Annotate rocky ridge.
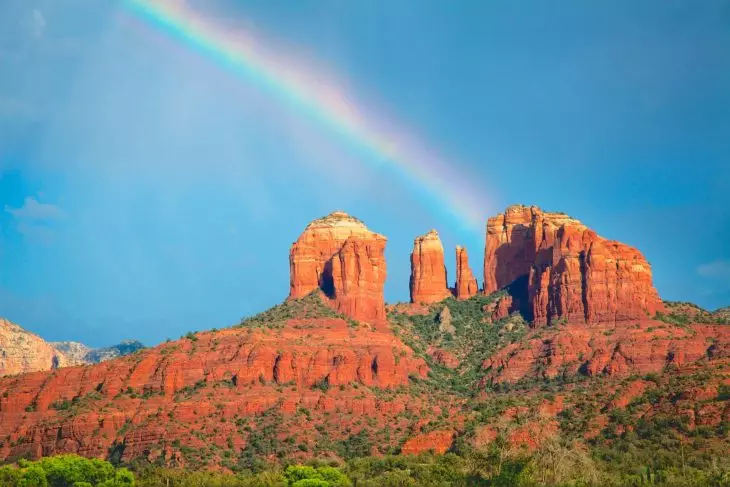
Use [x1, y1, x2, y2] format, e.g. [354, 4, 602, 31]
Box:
[0, 208, 728, 468]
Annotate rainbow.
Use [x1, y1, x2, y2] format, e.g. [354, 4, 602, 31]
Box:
[124, 0, 491, 230]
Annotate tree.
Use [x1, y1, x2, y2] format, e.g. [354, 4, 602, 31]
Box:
[284, 465, 351, 487]
[18, 464, 48, 487]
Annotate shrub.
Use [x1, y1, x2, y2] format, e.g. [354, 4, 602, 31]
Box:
[1, 455, 134, 487]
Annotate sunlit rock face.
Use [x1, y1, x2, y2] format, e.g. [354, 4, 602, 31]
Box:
[409, 230, 451, 304]
[454, 245, 479, 300]
[289, 211, 387, 323]
[484, 205, 664, 326]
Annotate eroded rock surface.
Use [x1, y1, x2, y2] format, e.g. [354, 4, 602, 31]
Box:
[454, 246, 479, 300]
[289, 211, 387, 323]
[410, 230, 451, 304]
[484, 205, 664, 326]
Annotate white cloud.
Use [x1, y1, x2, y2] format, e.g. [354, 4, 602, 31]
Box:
[30, 8, 46, 38]
[16, 222, 55, 244]
[5, 196, 64, 221]
[5, 197, 64, 244]
[697, 260, 730, 279]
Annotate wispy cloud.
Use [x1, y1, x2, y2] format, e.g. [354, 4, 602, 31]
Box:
[5, 196, 64, 244]
[5, 196, 64, 220]
[15, 222, 55, 244]
[697, 260, 730, 279]
[30, 8, 46, 38]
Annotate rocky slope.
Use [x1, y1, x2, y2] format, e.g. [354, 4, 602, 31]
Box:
[0, 293, 447, 465]
[716, 307, 730, 321]
[482, 320, 730, 383]
[0, 208, 728, 469]
[0, 319, 69, 376]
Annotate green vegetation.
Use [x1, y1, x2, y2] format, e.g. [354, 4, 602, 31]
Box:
[238, 292, 355, 329]
[657, 301, 730, 325]
[388, 292, 528, 396]
[0, 454, 134, 486]
[9, 442, 730, 486]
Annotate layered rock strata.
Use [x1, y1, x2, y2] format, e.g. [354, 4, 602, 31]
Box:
[454, 246, 479, 300]
[484, 205, 664, 325]
[289, 211, 387, 322]
[410, 230, 451, 304]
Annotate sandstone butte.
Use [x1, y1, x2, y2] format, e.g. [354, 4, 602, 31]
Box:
[409, 230, 452, 304]
[1, 208, 729, 466]
[484, 204, 665, 326]
[289, 211, 387, 324]
[454, 246, 479, 300]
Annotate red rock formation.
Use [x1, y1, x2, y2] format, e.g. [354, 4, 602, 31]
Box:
[484, 205, 664, 326]
[401, 430, 454, 455]
[482, 321, 730, 383]
[428, 347, 459, 369]
[608, 380, 652, 409]
[289, 211, 387, 323]
[410, 230, 451, 304]
[492, 295, 514, 321]
[454, 246, 478, 300]
[0, 305, 435, 463]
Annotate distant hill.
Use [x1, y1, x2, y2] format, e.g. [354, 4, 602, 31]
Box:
[0, 318, 144, 376]
[52, 340, 146, 365]
[0, 319, 69, 376]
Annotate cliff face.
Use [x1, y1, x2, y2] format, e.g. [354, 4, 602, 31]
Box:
[289, 211, 387, 323]
[0, 320, 68, 376]
[482, 321, 730, 383]
[485, 205, 664, 326]
[454, 246, 479, 300]
[410, 230, 451, 304]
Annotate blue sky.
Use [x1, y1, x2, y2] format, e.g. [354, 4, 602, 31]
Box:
[1, 0, 728, 347]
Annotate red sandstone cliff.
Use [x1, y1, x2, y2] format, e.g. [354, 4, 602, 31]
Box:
[454, 246, 479, 300]
[482, 321, 730, 383]
[484, 205, 664, 326]
[289, 211, 387, 323]
[410, 230, 451, 304]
